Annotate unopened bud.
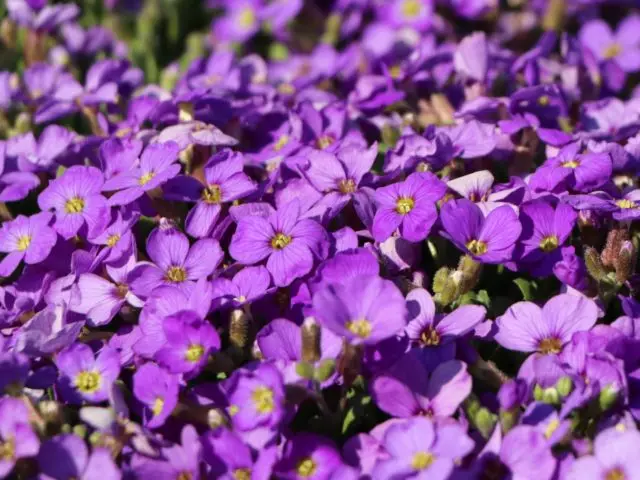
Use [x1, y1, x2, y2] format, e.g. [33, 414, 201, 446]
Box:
[598, 386, 619, 411]
[0, 19, 17, 48]
[614, 241, 635, 284]
[432, 267, 451, 294]
[73, 424, 87, 439]
[301, 317, 321, 363]
[584, 247, 607, 281]
[295, 362, 315, 380]
[533, 384, 559, 404]
[38, 400, 62, 424]
[207, 408, 228, 429]
[556, 376, 573, 398]
[601, 228, 629, 268]
[474, 408, 496, 439]
[381, 125, 401, 148]
[458, 255, 482, 294]
[499, 408, 519, 434]
[229, 308, 252, 350]
[178, 102, 195, 122]
[315, 359, 336, 383]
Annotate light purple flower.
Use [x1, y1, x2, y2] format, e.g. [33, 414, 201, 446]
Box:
[133, 362, 180, 428]
[579, 16, 640, 72]
[211, 265, 272, 311]
[0, 212, 57, 277]
[0, 397, 40, 478]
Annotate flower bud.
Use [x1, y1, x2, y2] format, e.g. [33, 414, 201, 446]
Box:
[314, 359, 336, 383]
[474, 408, 496, 439]
[584, 246, 607, 281]
[301, 317, 321, 364]
[601, 228, 629, 268]
[295, 361, 315, 380]
[229, 308, 252, 350]
[556, 376, 573, 398]
[598, 386, 619, 411]
[614, 241, 636, 284]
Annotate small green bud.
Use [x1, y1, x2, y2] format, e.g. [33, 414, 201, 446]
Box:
[599, 386, 619, 411]
[499, 408, 519, 434]
[73, 424, 87, 439]
[314, 359, 336, 383]
[432, 267, 450, 294]
[542, 387, 560, 405]
[584, 247, 607, 281]
[269, 42, 289, 61]
[295, 361, 315, 380]
[474, 408, 496, 439]
[381, 125, 401, 149]
[556, 376, 573, 398]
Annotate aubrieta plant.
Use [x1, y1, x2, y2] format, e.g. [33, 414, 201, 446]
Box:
[1, 0, 640, 478]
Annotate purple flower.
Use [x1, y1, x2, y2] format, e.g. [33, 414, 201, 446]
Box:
[529, 143, 612, 193]
[214, 0, 262, 43]
[211, 265, 272, 311]
[0, 212, 57, 277]
[553, 246, 590, 291]
[164, 149, 256, 238]
[154, 310, 220, 376]
[87, 210, 139, 265]
[133, 362, 180, 428]
[454, 31, 488, 83]
[372, 416, 474, 480]
[372, 350, 472, 418]
[579, 16, 640, 73]
[229, 200, 329, 287]
[516, 200, 577, 277]
[102, 141, 181, 206]
[38, 165, 110, 240]
[372, 171, 445, 243]
[312, 274, 407, 345]
[0, 398, 40, 478]
[70, 254, 143, 326]
[495, 294, 598, 354]
[129, 226, 223, 297]
[7, 125, 75, 171]
[55, 343, 121, 404]
[7, 0, 79, 32]
[405, 288, 485, 365]
[13, 305, 83, 357]
[274, 433, 343, 480]
[440, 199, 522, 264]
[378, 0, 434, 31]
[38, 434, 120, 480]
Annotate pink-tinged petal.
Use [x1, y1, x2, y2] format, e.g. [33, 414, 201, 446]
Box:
[616, 50, 640, 72]
[400, 203, 437, 242]
[340, 143, 377, 185]
[83, 449, 121, 480]
[616, 14, 640, 48]
[185, 202, 221, 239]
[229, 216, 274, 264]
[267, 242, 313, 287]
[448, 170, 495, 200]
[495, 301, 547, 352]
[502, 427, 556, 480]
[542, 294, 598, 343]
[371, 374, 420, 418]
[289, 218, 328, 259]
[301, 149, 346, 192]
[0, 251, 24, 277]
[70, 274, 123, 327]
[579, 20, 615, 59]
[146, 228, 189, 271]
[427, 360, 472, 417]
[594, 428, 640, 471]
[372, 207, 402, 242]
[438, 304, 486, 337]
[184, 239, 223, 280]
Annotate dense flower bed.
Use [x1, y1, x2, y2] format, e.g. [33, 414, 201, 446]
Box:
[1, 0, 640, 478]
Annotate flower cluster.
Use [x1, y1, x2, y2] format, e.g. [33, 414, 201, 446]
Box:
[1, 0, 640, 479]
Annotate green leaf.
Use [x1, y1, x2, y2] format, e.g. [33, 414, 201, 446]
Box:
[513, 278, 537, 301]
[476, 290, 491, 308]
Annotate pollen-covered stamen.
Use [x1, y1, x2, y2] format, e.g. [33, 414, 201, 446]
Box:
[538, 337, 562, 354]
[271, 233, 292, 250]
[603, 43, 622, 59]
[401, 0, 422, 18]
[16, 235, 31, 251]
[0, 437, 15, 461]
[544, 419, 560, 439]
[316, 134, 335, 150]
[396, 196, 415, 215]
[605, 468, 626, 480]
[466, 239, 488, 256]
[538, 95, 551, 106]
[562, 160, 580, 169]
[420, 326, 440, 346]
[233, 468, 251, 480]
[273, 134, 289, 152]
[237, 7, 256, 28]
[278, 83, 295, 95]
[165, 266, 187, 283]
[252, 386, 275, 413]
[539, 235, 559, 252]
[75, 371, 101, 393]
[152, 397, 164, 416]
[202, 184, 222, 204]
[139, 171, 156, 186]
[338, 178, 356, 194]
[185, 343, 205, 363]
[616, 199, 637, 209]
[411, 452, 435, 471]
[106, 234, 120, 247]
[65, 197, 85, 214]
[296, 458, 317, 478]
[346, 318, 372, 339]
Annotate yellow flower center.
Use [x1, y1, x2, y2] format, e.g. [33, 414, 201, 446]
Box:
[544, 419, 560, 439]
[177, 472, 192, 480]
[538, 95, 550, 106]
[401, 0, 422, 18]
[115, 284, 128, 299]
[616, 199, 636, 209]
[605, 468, 626, 480]
[271, 233, 292, 250]
[152, 397, 164, 416]
[16, 235, 31, 251]
[420, 327, 440, 346]
[396, 197, 415, 215]
[411, 452, 435, 470]
[252, 386, 275, 414]
[202, 184, 222, 204]
[538, 337, 562, 354]
[338, 178, 356, 194]
[296, 458, 317, 478]
[106, 234, 120, 247]
[65, 197, 85, 214]
[0, 437, 15, 461]
[603, 43, 622, 60]
[278, 83, 295, 95]
[139, 171, 156, 186]
[389, 65, 402, 79]
[346, 318, 372, 339]
[273, 134, 289, 152]
[562, 160, 579, 169]
[228, 404, 239, 416]
[233, 468, 252, 480]
[185, 343, 205, 363]
[75, 371, 101, 394]
[316, 135, 335, 150]
[539, 235, 559, 252]
[466, 239, 488, 256]
[165, 266, 187, 283]
[238, 7, 256, 28]
[178, 102, 194, 122]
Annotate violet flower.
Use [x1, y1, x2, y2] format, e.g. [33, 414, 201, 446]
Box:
[133, 362, 180, 429]
[0, 212, 57, 277]
[0, 398, 40, 478]
[38, 434, 120, 480]
[274, 433, 344, 480]
[211, 265, 272, 311]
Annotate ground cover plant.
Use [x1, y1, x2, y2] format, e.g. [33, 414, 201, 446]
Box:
[1, 0, 640, 478]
